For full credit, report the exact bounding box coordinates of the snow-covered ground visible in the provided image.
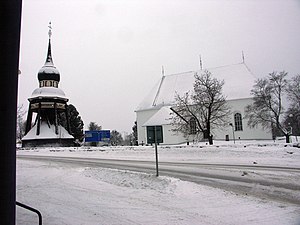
[16,140,300,225]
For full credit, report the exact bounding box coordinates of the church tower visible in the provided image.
[22,23,74,147]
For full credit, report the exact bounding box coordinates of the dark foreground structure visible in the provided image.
[0,1,22,224]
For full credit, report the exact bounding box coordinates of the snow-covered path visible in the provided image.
[16,142,300,224]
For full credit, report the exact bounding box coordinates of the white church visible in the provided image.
[135,63,273,145]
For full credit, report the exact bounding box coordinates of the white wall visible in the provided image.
[136,108,158,145]
[136,109,189,145]
[212,98,273,140]
[162,124,189,145]
[136,98,273,145]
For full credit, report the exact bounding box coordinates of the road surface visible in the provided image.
[17,155,300,205]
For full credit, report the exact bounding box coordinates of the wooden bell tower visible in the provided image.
[22,23,74,147]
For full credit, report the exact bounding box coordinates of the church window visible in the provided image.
[234,113,243,131]
[189,117,197,134]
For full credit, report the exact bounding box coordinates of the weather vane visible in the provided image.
[48,21,52,39]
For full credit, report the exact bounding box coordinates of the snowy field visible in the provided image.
[16,140,300,225]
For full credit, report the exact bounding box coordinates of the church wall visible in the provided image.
[136,98,273,145]
[212,98,273,141]
[137,108,189,145]
[162,124,189,145]
[136,108,159,145]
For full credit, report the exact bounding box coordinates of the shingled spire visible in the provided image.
[38,22,60,84]
[45,22,53,64]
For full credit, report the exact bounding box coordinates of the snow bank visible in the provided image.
[16,160,300,225]
[83,168,175,191]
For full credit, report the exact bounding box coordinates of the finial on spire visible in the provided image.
[46,22,53,64]
[48,21,52,39]
[162,65,165,77]
[199,54,203,70]
[242,51,245,63]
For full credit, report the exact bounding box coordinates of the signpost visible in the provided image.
[154,127,159,176]
[146,126,163,176]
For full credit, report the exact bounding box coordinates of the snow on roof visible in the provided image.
[38,63,60,75]
[22,121,74,140]
[142,106,172,126]
[136,63,255,111]
[30,87,67,100]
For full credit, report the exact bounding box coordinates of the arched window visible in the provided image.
[189,117,197,134]
[234,113,243,131]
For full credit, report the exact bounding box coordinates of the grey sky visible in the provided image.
[18,0,300,134]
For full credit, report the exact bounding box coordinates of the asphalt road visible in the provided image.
[17,155,300,205]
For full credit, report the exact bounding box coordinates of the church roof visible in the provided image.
[142,106,172,126]
[136,63,255,111]
[22,121,73,140]
[29,87,67,100]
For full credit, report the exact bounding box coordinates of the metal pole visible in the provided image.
[229,123,235,144]
[154,126,159,177]
[0,1,22,224]
[232,126,236,144]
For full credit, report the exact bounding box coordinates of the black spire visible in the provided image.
[45,38,53,64]
[38,22,60,83]
[45,22,53,64]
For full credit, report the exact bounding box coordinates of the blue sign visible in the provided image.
[85,130,110,142]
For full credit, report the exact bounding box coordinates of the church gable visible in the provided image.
[136,63,255,111]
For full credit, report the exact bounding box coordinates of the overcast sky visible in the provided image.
[18,0,300,134]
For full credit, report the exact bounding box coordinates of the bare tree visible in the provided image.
[285,74,300,136]
[171,70,231,145]
[16,105,26,141]
[286,74,300,107]
[245,71,289,142]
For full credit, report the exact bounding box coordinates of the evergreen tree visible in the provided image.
[60,104,84,142]
[132,121,138,145]
[88,122,102,131]
[87,122,102,146]
[283,108,300,136]
[110,130,123,146]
